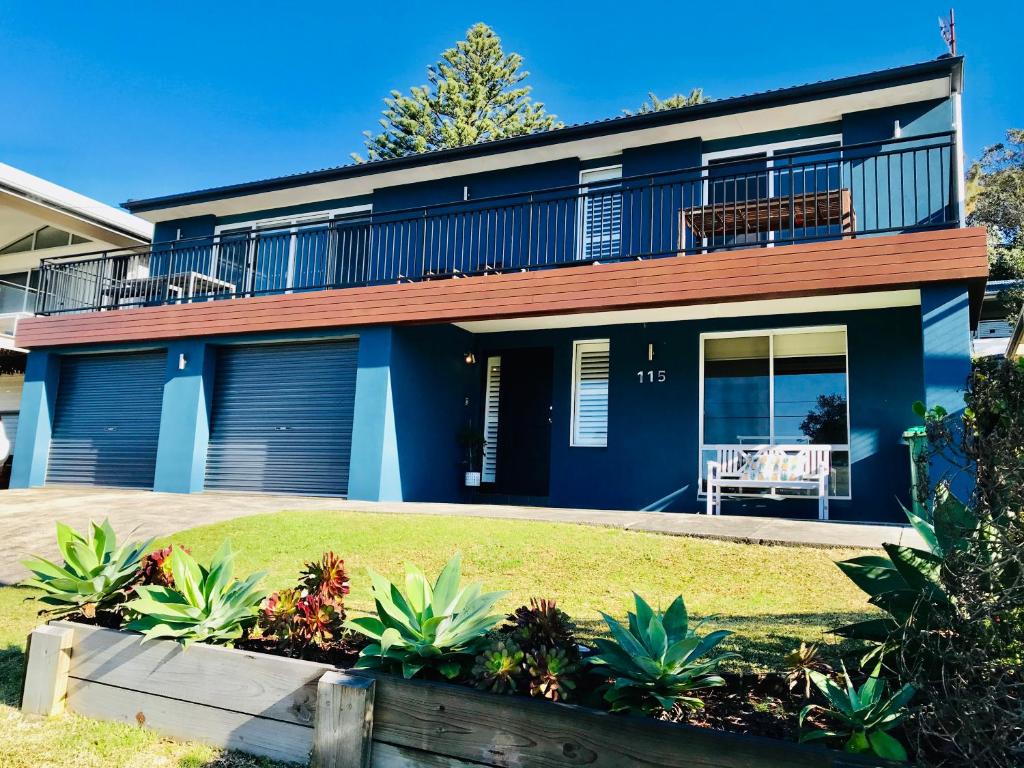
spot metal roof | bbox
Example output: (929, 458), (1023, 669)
(123, 56), (962, 214)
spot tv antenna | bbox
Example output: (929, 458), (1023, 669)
(939, 8), (957, 56)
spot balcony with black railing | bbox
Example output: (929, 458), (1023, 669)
(34, 132), (959, 316)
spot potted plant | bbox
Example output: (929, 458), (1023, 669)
(458, 423), (486, 487)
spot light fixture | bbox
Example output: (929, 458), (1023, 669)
(463, 352), (476, 365)
(178, 353), (188, 370)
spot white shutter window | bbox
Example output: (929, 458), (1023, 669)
(579, 167), (623, 261)
(481, 356), (501, 482)
(571, 340), (610, 447)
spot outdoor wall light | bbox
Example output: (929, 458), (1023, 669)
(178, 353), (188, 370)
(464, 352), (477, 365)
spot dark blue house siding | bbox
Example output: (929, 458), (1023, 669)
(469, 306), (924, 522)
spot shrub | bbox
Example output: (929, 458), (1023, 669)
(799, 663), (914, 762)
(344, 553), (507, 679)
(124, 541), (266, 646)
(22, 520), (151, 619)
(587, 593), (736, 716)
(896, 358), (1024, 766)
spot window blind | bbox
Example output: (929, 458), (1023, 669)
(571, 340), (610, 447)
(482, 356), (501, 482)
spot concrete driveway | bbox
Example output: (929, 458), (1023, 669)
(0, 487), (923, 584)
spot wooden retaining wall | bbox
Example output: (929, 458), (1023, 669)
(22, 622), (891, 768)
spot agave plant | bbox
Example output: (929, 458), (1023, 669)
(343, 553), (507, 679)
(588, 593), (737, 715)
(124, 541), (266, 646)
(799, 663), (915, 762)
(21, 520), (152, 619)
(834, 485), (974, 648)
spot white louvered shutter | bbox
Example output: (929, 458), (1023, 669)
(579, 168), (622, 260)
(571, 340), (610, 447)
(482, 356), (501, 482)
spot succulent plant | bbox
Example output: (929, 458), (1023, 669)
(344, 553), (507, 679)
(526, 645), (579, 702)
(784, 642), (832, 699)
(22, 520), (152, 619)
(800, 663), (915, 762)
(300, 551), (350, 604)
(588, 593), (738, 715)
(138, 544), (190, 588)
(124, 541), (266, 646)
(503, 597), (578, 655)
(472, 640), (524, 694)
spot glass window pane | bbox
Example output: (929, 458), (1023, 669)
(0, 233), (34, 255)
(703, 335), (770, 445)
(34, 226), (72, 249)
(70, 234), (89, 245)
(773, 330), (848, 446)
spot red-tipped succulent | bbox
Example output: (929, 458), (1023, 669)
(138, 544), (191, 587)
(300, 551), (350, 602)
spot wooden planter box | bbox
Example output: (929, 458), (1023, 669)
(22, 621), (894, 768)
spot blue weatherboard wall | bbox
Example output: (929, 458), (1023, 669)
(920, 282), (974, 500)
(469, 306), (927, 522)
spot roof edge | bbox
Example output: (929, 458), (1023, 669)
(123, 56), (963, 214)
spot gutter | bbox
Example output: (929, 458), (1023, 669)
(123, 57), (962, 214)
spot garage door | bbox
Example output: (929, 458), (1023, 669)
(205, 340), (358, 495)
(47, 351), (166, 488)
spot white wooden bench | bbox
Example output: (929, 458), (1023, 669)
(704, 444), (832, 520)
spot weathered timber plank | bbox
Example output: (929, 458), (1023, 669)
(372, 742), (485, 768)
(54, 621), (330, 726)
(21, 624), (74, 716)
(358, 672), (884, 768)
(66, 677), (313, 764)
(312, 671), (376, 768)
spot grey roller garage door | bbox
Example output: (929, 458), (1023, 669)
(205, 340), (358, 495)
(47, 351), (166, 488)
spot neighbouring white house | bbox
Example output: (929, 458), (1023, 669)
(0, 162), (152, 484)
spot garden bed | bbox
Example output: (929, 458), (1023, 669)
(23, 620), (896, 768)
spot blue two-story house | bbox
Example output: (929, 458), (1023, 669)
(10, 56), (988, 522)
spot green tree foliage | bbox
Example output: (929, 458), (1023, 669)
(624, 88), (709, 116)
(967, 129), (1024, 318)
(355, 23), (562, 163)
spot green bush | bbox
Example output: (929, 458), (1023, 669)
(22, 520), (151, 619)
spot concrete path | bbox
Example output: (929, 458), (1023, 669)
(0, 487), (924, 584)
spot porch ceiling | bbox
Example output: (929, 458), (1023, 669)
(16, 228), (989, 349)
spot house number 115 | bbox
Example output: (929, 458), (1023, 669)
(637, 369), (667, 383)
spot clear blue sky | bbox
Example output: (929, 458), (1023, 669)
(1, 1), (1018, 208)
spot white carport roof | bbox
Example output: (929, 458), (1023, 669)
(0, 162), (152, 248)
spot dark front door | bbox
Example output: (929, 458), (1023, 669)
(492, 347), (553, 496)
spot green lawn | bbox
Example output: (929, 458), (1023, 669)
(0, 510), (877, 768)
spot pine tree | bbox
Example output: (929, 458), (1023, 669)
(355, 23), (562, 163)
(624, 88), (709, 116)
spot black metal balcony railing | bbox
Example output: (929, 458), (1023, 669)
(35, 132), (958, 316)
